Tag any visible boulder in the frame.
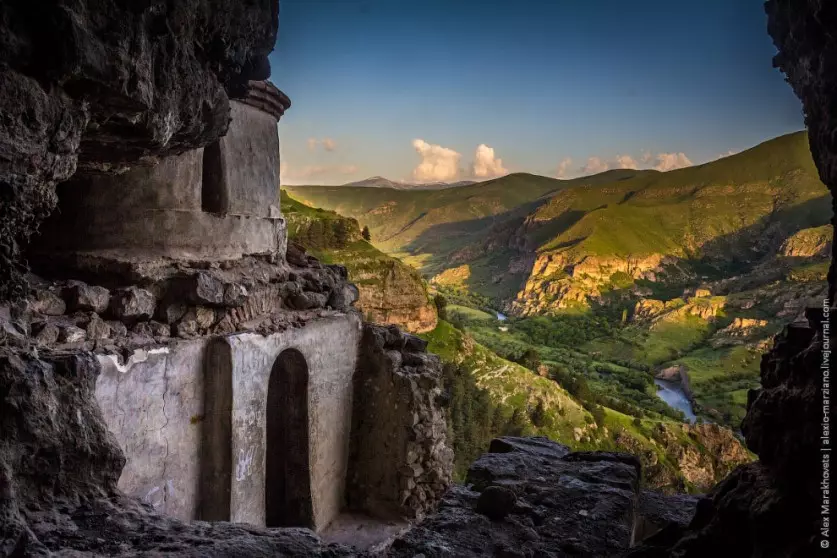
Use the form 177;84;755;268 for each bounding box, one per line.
85;314;111;340
389;437;640;557
63;282;110;313
31;290;66;316
59;325;86;344
110;287;155;323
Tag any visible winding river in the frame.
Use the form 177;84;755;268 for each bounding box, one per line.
654;378;697;423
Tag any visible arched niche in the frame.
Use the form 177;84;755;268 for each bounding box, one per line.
265;348;313;528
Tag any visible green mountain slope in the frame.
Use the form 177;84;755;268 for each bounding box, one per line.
423;320;751;491
288;132;829;306
281;191;437;332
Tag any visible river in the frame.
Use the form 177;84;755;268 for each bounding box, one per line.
654;378;697;423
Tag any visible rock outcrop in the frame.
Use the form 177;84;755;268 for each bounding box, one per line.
388;437;643;557
511;252;671;315
0;0;279;301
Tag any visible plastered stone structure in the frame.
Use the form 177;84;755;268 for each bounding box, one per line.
23;79;454;536
33;81;291;262
94;313;363;531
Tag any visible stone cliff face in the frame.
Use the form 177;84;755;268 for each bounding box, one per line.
510;251;670;315
352;262;437;334
0;0;278;301
283;194;437;333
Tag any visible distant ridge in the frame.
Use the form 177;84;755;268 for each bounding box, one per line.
337;176;479;190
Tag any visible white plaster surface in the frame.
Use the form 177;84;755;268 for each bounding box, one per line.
94;312;362;532
95;340;208;521
221;313;363;531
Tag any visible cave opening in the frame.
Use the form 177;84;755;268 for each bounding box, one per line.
265;348;313;528
201;141;227;213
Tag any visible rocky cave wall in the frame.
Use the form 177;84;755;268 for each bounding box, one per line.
0;0;279;301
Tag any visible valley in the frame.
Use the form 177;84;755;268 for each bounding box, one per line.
283;130;831;492
287;131;831;432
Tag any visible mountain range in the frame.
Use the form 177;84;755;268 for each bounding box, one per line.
286;130;831;432
309;176;480;190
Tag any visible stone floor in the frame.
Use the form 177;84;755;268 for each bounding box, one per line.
320;513;412;553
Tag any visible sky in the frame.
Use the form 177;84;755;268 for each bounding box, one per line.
269;0;805;186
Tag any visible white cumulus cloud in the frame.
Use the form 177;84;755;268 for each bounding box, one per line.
614;154;638;170
576;150;694;176
556;157;573;178
652;152;693;172
472;144;508;179
412;139;462;182
582;156;610;175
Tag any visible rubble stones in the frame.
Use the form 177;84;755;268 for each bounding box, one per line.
85;314;111;340
110;287;155;323
403;334;429;353
223;283;248;307
347;323;453;521
59;325;87;344
106;321;128;338
31;290;66;316
189;272;226;306
63;282;110;313
34;323;60;345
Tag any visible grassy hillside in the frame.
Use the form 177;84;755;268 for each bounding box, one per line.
281;191;437;332
288;132;829;306
422;319;752;490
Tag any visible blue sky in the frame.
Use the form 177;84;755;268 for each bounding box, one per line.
269;0;804;185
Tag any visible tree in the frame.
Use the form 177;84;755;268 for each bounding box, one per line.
530;400;548;428
361;225;371;241
434;294;448;320
520;348;541;371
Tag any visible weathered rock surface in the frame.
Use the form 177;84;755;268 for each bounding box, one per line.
388;437;640;557
0;0;279;302
110;287;156;323
14;249;359;353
